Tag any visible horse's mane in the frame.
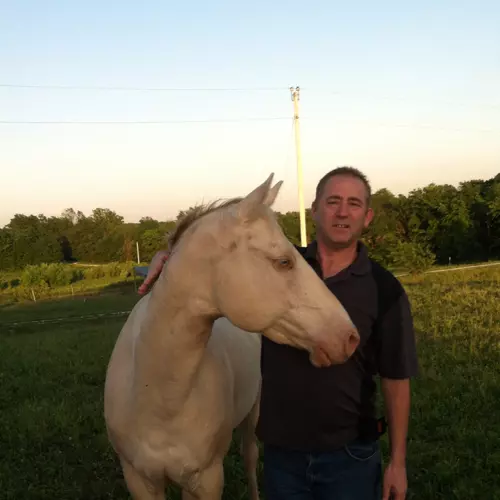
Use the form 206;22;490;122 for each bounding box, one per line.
167;197;242;250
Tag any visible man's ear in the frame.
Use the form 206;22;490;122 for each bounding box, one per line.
311;199;318;221
364;207;374;228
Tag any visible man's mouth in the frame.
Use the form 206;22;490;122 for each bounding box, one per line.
333;224;350;229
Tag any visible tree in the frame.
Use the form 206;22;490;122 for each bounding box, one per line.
1;171;499;270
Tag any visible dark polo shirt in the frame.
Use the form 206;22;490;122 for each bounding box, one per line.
255;240;419;452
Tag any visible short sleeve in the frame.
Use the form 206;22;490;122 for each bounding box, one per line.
375;288;419;379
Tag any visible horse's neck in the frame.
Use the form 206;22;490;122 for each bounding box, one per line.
132;276;214;417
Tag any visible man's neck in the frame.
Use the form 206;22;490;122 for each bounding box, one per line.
316;238;359;279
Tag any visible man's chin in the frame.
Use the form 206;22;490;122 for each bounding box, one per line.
329;237;354;249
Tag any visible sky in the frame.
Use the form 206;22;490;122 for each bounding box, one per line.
1;0;499;227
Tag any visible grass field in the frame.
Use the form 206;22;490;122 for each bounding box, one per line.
1;266;499;499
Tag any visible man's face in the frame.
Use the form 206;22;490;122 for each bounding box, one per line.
311;174;374;249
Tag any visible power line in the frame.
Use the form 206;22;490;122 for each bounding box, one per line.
300;116;499;134
307;89;500;110
0;117;290;125
0;83;285;92
0;116;496;134
1;82;499;109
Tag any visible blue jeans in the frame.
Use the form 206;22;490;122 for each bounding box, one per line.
263;438;382;500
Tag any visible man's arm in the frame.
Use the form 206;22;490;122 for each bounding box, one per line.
375;283;418;500
137;250;170;295
381;377;410;466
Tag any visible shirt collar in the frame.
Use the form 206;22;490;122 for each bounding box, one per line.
302;239;371;276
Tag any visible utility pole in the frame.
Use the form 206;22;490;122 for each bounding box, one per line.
290;86;307;247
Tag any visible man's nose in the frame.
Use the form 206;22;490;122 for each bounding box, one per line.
335;201;349;217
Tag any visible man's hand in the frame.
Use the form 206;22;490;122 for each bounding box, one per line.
383;461;407;499
138;250;170;295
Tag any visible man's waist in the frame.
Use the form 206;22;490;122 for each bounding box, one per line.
256;416;386;452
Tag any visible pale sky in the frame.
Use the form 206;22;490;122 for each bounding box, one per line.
1;0;499;227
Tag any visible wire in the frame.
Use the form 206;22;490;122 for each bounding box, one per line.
0;117;291;124
301;89;500;110
0;83;286;92
300;116;498;134
0;116;496;134
2;83;498;109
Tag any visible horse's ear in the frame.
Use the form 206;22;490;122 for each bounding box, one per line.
236;173;275;220
263;180;283;207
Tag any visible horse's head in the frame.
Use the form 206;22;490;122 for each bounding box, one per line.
164;173;360;367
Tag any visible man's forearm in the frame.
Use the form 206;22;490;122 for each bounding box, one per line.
381;378;411;465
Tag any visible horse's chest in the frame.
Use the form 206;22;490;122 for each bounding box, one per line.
161;443;205;491
135;419;227;490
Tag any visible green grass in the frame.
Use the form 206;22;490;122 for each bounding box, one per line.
1;268;500;498
0;284;139;325
396;267;500;498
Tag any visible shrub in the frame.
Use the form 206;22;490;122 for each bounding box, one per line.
0;273;9;291
44;263;74;287
20;263;83;289
84;266;106;280
21;264;46;287
105;262;122;278
10;278;20;288
390;240;436;274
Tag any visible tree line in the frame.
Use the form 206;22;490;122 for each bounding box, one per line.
1;172;499;273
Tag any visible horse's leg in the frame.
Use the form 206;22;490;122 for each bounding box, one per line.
239;397;261;500
181;459;225;500
120;457;166;500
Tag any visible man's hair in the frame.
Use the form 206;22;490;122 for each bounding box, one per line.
314;166;372;205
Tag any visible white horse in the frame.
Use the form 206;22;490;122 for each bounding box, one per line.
104;174;360;499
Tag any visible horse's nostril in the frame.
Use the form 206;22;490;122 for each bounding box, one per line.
345;332;360;358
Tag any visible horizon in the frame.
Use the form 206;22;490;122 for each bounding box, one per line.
1;168;498;228
1;0;499;227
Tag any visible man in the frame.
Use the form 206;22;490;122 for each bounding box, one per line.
138;167;419;500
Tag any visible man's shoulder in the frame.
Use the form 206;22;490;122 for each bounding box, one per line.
366;257;407;317
368;257;404;290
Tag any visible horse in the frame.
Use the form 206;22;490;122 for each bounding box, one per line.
103;173;360;499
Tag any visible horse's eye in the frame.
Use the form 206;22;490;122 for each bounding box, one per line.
274;257;293;270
